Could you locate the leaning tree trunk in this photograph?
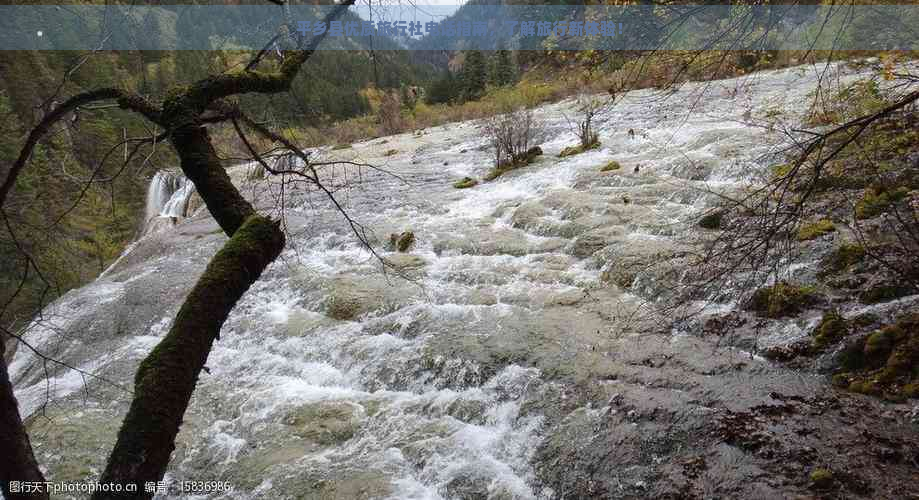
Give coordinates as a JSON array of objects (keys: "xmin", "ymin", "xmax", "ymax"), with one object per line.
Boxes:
[
  {"xmin": 92, "ymin": 124, "xmax": 285, "ymax": 499},
  {"xmin": 0, "ymin": 336, "xmax": 49, "ymax": 500},
  {"xmin": 0, "ymin": 5, "xmax": 356, "ymax": 497}
]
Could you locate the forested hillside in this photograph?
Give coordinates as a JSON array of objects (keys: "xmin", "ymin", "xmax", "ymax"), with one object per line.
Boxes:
[{"xmin": 0, "ymin": 4, "xmax": 439, "ymax": 332}]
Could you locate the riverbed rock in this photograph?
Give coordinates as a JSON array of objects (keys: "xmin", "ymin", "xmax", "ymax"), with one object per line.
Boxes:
[
  {"xmin": 383, "ymin": 253, "xmax": 427, "ymax": 271},
  {"xmin": 283, "ymin": 401, "xmax": 360, "ymax": 445},
  {"xmin": 323, "ymin": 274, "xmax": 419, "ymax": 320}
]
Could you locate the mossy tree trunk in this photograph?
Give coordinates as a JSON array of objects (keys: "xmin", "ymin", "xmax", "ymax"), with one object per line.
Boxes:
[
  {"xmin": 1, "ymin": 4, "xmax": 356, "ymax": 498},
  {"xmin": 93, "ymin": 209, "xmax": 284, "ymax": 497},
  {"xmin": 0, "ymin": 336, "xmax": 49, "ymax": 500},
  {"xmin": 91, "ymin": 3, "xmax": 355, "ymax": 494},
  {"xmin": 93, "ymin": 110, "xmax": 289, "ymax": 500}
]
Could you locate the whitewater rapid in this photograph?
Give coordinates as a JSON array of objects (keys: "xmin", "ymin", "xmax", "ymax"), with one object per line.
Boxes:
[{"xmin": 9, "ymin": 62, "xmax": 900, "ymax": 499}]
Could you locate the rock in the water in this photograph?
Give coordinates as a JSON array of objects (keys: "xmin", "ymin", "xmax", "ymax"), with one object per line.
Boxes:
[
  {"xmin": 453, "ymin": 177, "xmax": 478, "ymax": 189},
  {"xmin": 390, "ymin": 231, "xmax": 416, "ymax": 252},
  {"xmin": 283, "ymin": 401, "xmax": 360, "ymax": 445},
  {"xmin": 186, "ymin": 192, "xmax": 205, "ymax": 216},
  {"xmin": 383, "ymin": 253, "xmax": 427, "ymax": 271},
  {"xmin": 510, "ymin": 201, "xmax": 548, "ymax": 230},
  {"xmin": 323, "ymin": 274, "xmax": 418, "ymax": 320},
  {"xmin": 568, "ymin": 228, "xmax": 623, "ymax": 258}
]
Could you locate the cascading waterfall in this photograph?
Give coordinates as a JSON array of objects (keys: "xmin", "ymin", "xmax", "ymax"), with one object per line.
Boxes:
[
  {"xmin": 143, "ymin": 170, "xmax": 196, "ymax": 233},
  {"xmin": 10, "ymin": 63, "xmax": 918, "ymax": 499}
]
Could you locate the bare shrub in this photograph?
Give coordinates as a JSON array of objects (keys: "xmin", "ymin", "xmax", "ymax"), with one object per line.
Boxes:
[
  {"xmin": 565, "ymin": 93, "xmax": 613, "ymax": 150},
  {"xmin": 484, "ymin": 107, "xmax": 542, "ymax": 168},
  {"xmin": 377, "ymin": 91, "xmax": 406, "ymax": 136}
]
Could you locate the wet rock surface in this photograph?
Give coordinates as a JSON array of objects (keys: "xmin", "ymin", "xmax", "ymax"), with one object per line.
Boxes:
[{"xmin": 9, "ymin": 62, "xmax": 919, "ymax": 499}]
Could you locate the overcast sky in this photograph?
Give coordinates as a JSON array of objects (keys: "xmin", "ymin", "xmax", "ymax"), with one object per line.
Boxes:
[{"xmin": 351, "ymin": 1, "xmax": 465, "ymax": 25}]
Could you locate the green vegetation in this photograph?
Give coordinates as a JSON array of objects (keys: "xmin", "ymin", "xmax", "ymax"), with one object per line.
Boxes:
[
  {"xmin": 600, "ymin": 161, "xmax": 622, "ymax": 172},
  {"xmin": 858, "ymin": 283, "xmax": 912, "ymax": 304},
  {"xmin": 453, "ymin": 177, "xmax": 478, "ymax": 189},
  {"xmin": 797, "ymin": 219, "xmax": 835, "ymax": 241},
  {"xmin": 808, "ymin": 79, "xmax": 885, "ymax": 126},
  {"xmin": 699, "ymin": 212, "xmax": 723, "ymax": 230},
  {"xmin": 821, "ymin": 243, "xmax": 866, "ymax": 274},
  {"xmin": 747, "ymin": 282, "xmax": 819, "ymax": 318},
  {"xmin": 832, "ymin": 313, "xmax": 919, "ymax": 400},
  {"xmin": 809, "ymin": 469, "xmax": 835, "ymax": 490},
  {"xmin": 0, "ymin": 89, "xmax": 147, "ymax": 329},
  {"xmin": 559, "ymin": 138, "xmax": 600, "ymax": 158},
  {"xmin": 771, "ymin": 162, "xmax": 793, "ymax": 179},
  {"xmin": 427, "ymin": 49, "xmax": 518, "ymax": 105},
  {"xmin": 855, "ymin": 186, "xmax": 909, "ymax": 219},
  {"xmin": 483, "ymin": 146, "xmax": 543, "ymax": 181},
  {"xmin": 459, "ymin": 50, "xmax": 488, "ymax": 102},
  {"xmin": 390, "ymin": 231, "xmax": 416, "ymax": 253},
  {"xmin": 813, "ymin": 310, "xmax": 849, "ymax": 348},
  {"xmin": 0, "ymin": 22, "xmax": 439, "ymax": 330},
  {"xmin": 491, "ymin": 48, "xmax": 517, "ymax": 88}
]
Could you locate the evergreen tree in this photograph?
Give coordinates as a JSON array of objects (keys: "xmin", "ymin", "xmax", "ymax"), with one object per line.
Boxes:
[
  {"xmin": 427, "ymin": 70, "xmax": 458, "ymax": 105},
  {"xmin": 492, "ymin": 48, "xmax": 516, "ymax": 87},
  {"xmin": 459, "ymin": 50, "xmax": 487, "ymax": 102}
]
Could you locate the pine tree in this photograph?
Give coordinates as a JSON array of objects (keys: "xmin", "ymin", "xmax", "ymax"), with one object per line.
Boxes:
[
  {"xmin": 492, "ymin": 48, "xmax": 516, "ymax": 87},
  {"xmin": 427, "ymin": 70, "xmax": 458, "ymax": 104},
  {"xmin": 459, "ymin": 50, "xmax": 487, "ymax": 102}
]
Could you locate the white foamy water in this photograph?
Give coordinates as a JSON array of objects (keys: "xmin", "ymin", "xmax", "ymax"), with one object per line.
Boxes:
[
  {"xmin": 145, "ymin": 170, "xmax": 196, "ymax": 223},
  {"xmin": 9, "ymin": 62, "xmax": 903, "ymax": 499}
]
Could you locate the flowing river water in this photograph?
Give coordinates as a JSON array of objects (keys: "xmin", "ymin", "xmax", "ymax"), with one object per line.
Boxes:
[{"xmin": 9, "ymin": 63, "xmax": 919, "ymax": 499}]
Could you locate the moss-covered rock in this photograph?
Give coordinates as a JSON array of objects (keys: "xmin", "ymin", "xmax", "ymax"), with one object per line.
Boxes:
[
  {"xmin": 855, "ymin": 186, "xmax": 909, "ymax": 219},
  {"xmin": 858, "ymin": 282, "xmax": 913, "ymax": 304},
  {"xmin": 809, "ymin": 468, "xmax": 834, "ymax": 490},
  {"xmin": 746, "ymin": 282, "xmax": 818, "ymax": 318},
  {"xmin": 483, "ymin": 146, "xmax": 543, "ymax": 181},
  {"xmin": 864, "ymin": 327, "xmax": 897, "ymax": 362},
  {"xmin": 283, "ymin": 402, "xmax": 360, "ymax": 445},
  {"xmin": 558, "ymin": 138, "xmax": 600, "ymax": 158},
  {"xmin": 453, "ymin": 177, "xmax": 478, "ymax": 189},
  {"xmin": 323, "ymin": 274, "xmax": 419, "ymax": 320},
  {"xmin": 383, "ymin": 148, "xmax": 399, "ymax": 157},
  {"xmin": 389, "ymin": 231, "xmax": 415, "ymax": 252},
  {"xmin": 813, "ymin": 310, "xmax": 849, "ymax": 348},
  {"xmin": 331, "ymin": 143, "xmax": 351, "ymax": 150},
  {"xmin": 904, "ymin": 382, "xmax": 919, "ymax": 398},
  {"xmin": 834, "ymin": 313, "xmax": 919, "ymax": 400},
  {"xmin": 383, "ymin": 253, "xmax": 427, "ymax": 271},
  {"xmin": 771, "ymin": 162, "xmax": 793, "ymax": 179},
  {"xmin": 698, "ymin": 212, "xmax": 723, "ymax": 230},
  {"xmin": 797, "ymin": 219, "xmax": 835, "ymax": 241},
  {"xmin": 820, "ymin": 243, "xmax": 865, "ymax": 275},
  {"xmin": 600, "ymin": 160, "xmax": 622, "ymax": 172}
]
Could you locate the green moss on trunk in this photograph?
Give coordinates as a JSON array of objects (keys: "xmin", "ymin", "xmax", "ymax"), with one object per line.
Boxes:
[
  {"xmin": 96, "ymin": 216, "xmax": 284, "ymax": 497},
  {"xmin": 0, "ymin": 338, "xmax": 49, "ymax": 500},
  {"xmin": 170, "ymin": 126, "xmax": 256, "ymax": 236}
]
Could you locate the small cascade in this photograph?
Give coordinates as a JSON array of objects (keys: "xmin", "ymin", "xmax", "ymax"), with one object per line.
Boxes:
[
  {"xmin": 143, "ymin": 170, "xmax": 196, "ymax": 234},
  {"xmin": 15, "ymin": 63, "xmax": 919, "ymax": 499}
]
